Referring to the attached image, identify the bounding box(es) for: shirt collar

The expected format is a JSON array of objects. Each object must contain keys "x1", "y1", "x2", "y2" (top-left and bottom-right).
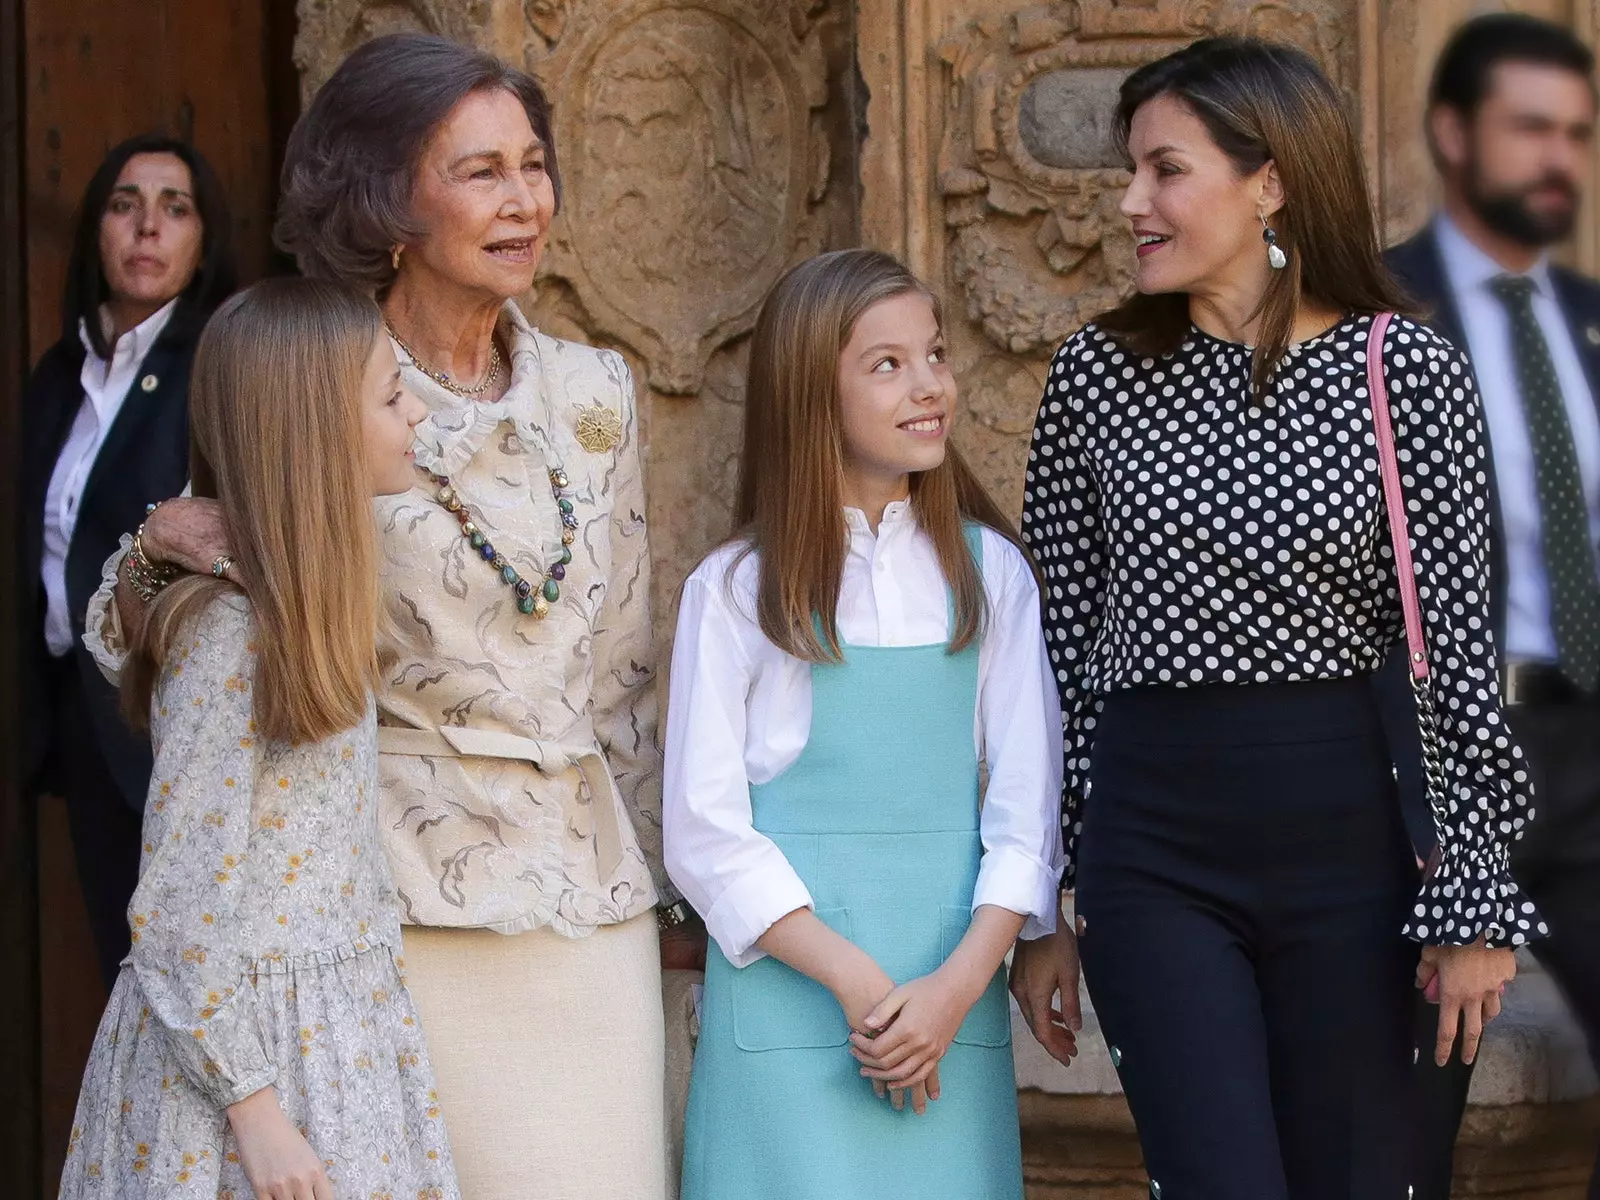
[
  {"x1": 843, "y1": 498, "x2": 913, "y2": 534},
  {"x1": 78, "y1": 296, "x2": 181, "y2": 366},
  {"x1": 1435, "y1": 211, "x2": 1555, "y2": 298}
]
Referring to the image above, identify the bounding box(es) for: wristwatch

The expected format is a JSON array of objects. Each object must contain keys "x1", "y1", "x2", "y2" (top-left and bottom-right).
[{"x1": 656, "y1": 899, "x2": 694, "y2": 931}]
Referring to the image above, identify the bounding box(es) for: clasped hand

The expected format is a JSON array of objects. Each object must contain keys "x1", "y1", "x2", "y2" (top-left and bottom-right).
[{"x1": 843, "y1": 965, "x2": 983, "y2": 1117}]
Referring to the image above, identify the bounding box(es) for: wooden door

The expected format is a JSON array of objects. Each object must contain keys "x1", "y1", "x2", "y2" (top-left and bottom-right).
[{"x1": 15, "y1": 2, "x2": 294, "y2": 1192}]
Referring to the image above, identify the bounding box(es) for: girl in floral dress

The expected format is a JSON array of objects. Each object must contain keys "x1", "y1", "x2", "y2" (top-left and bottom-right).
[{"x1": 58, "y1": 278, "x2": 456, "y2": 1200}]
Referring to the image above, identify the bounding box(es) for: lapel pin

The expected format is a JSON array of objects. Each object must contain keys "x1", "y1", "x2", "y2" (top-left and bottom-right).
[{"x1": 140, "y1": 374, "x2": 159, "y2": 392}]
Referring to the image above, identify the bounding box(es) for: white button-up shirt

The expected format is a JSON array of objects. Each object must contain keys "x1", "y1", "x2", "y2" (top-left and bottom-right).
[
  {"x1": 40, "y1": 300, "x2": 177, "y2": 656},
  {"x1": 1434, "y1": 214, "x2": 1600, "y2": 661},
  {"x1": 663, "y1": 503, "x2": 1065, "y2": 967}
]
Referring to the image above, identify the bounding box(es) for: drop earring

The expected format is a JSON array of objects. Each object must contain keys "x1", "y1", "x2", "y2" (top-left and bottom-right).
[
  {"x1": 392, "y1": 245, "x2": 403, "y2": 272},
  {"x1": 1261, "y1": 215, "x2": 1287, "y2": 270}
]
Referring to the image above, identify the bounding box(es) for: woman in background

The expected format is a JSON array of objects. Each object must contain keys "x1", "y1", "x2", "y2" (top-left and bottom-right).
[{"x1": 20, "y1": 133, "x2": 234, "y2": 987}]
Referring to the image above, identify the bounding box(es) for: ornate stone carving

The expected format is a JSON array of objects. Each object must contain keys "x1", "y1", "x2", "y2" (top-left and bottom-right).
[
  {"x1": 937, "y1": 0, "x2": 1347, "y2": 357},
  {"x1": 532, "y1": 0, "x2": 834, "y2": 394},
  {"x1": 295, "y1": 0, "x2": 498, "y2": 96}
]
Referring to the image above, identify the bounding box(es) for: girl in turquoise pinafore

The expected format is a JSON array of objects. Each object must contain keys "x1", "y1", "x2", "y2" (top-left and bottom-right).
[{"x1": 663, "y1": 250, "x2": 1067, "y2": 1199}]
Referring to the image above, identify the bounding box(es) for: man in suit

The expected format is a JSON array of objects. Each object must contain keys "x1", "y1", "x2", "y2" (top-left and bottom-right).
[{"x1": 1384, "y1": 14, "x2": 1600, "y2": 1199}]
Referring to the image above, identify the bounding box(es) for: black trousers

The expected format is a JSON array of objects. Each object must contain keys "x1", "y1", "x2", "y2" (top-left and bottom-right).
[
  {"x1": 1077, "y1": 678, "x2": 1421, "y2": 1200},
  {"x1": 1413, "y1": 701, "x2": 1600, "y2": 1200},
  {"x1": 46, "y1": 655, "x2": 144, "y2": 990}
]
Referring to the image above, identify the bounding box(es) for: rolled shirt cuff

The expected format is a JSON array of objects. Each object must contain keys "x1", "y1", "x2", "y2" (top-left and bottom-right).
[
  {"x1": 703, "y1": 865, "x2": 815, "y2": 969},
  {"x1": 974, "y1": 846, "x2": 1060, "y2": 940}
]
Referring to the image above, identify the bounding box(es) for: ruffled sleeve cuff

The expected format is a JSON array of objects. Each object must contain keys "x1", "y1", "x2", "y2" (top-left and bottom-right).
[
  {"x1": 83, "y1": 535, "x2": 133, "y2": 684},
  {"x1": 974, "y1": 846, "x2": 1060, "y2": 940},
  {"x1": 702, "y1": 864, "x2": 815, "y2": 970},
  {"x1": 1403, "y1": 843, "x2": 1547, "y2": 948}
]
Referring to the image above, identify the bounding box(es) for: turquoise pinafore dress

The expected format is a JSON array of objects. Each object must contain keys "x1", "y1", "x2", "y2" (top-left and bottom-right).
[{"x1": 681, "y1": 528, "x2": 1024, "y2": 1200}]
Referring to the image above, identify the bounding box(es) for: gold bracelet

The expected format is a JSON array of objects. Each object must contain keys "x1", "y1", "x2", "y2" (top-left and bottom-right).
[{"x1": 127, "y1": 523, "x2": 180, "y2": 603}]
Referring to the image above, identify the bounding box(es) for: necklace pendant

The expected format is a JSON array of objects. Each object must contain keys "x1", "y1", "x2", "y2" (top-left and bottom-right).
[{"x1": 574, "y1": 402, "x2": 622, "y2": 454}]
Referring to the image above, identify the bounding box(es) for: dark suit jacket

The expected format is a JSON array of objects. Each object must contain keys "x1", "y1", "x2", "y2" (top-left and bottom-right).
[
  {"x1": 20, "y1": 305, "x2": 204, "y2": 810},
  {"x1": 1379, "y1": 221, "x2": 1600, "y2": 853}
]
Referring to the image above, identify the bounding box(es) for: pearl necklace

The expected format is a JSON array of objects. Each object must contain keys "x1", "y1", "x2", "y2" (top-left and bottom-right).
[{"x1": 428, "y1": 467, "x2": 577, "y2": 617}]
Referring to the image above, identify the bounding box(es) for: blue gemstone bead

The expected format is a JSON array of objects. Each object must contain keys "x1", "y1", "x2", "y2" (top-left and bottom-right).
[
  {"x1": 542, "y1": 578, "x2": 560, "y2": 602},
  {"x1": 479, "y1": 542, "x2": 496, "y2": 561},
  {"x1": 517, "y1": 595, "x2": 536, "y2": 615},
  {"x1": 551, "y1": 564, "x2": 566, "y2": 581},
  {"x1": 562, "y1": 513, "x2": 579, "y2": 529}
]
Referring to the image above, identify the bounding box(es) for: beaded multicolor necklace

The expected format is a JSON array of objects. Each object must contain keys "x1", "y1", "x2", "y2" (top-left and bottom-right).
[{"x1": 428, "y1": 467, "x2": 578, "y2": 617}]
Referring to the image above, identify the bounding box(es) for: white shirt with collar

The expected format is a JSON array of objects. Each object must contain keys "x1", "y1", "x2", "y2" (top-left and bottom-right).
[
  {"x1": 40, "y1": 299, "x2": 178, "y2": 656},
  {"x1": 1434, "y1": 213, "x2": 1600, "y2": 662},
  {"x1": 662, "y1": 502, "x2": 1066, "y2": 967}
]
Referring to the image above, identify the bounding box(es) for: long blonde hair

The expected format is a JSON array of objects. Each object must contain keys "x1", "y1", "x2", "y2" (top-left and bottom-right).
[
  {"x1": 734, "y1": 249, "x2": 1029, "y2": 663},
  {"x1": 123, "y1": 278, "x2": 384, "y2": 743}
]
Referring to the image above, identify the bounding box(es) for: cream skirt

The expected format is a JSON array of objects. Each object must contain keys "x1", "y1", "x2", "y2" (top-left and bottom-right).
[{"x1": 402, "y1": 914, "x2": 668, "y2": 1200}]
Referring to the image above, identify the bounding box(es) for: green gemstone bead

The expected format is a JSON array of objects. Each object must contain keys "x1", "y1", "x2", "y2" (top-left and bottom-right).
[
  {"x1": 542, "y1": 578, "x2": 560, "y2": 603},
  {"x1": 517, "y1": 595, "x2": 536, "y2": 615},
  {"x1": 470, "y1": 531, "x2": 486, "y2": 549},
  {"x1": 557, "y1": 498, "x2": 574, "y2": 515},
  {"x1": 501, "y1": 565, "x2": 518, "y2": 584},
  {"x1": 559, "y1": 546, "x2": 572, "y2": 566}
]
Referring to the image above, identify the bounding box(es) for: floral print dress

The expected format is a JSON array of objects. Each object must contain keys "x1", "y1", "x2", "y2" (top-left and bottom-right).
[{"x1": 58, "y1": 595, "x2": 459, "y2": 1200}]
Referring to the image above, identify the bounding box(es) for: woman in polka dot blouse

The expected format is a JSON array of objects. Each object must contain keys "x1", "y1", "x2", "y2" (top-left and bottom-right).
[{"x1": 1016, "y1": 37, "x2": 1543, "y2": 1200}]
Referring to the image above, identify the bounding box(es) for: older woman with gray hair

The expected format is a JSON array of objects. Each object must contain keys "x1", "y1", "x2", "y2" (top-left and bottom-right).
[{"x1": 88, "y1": 32, "x2": 698, "y2": 1199}]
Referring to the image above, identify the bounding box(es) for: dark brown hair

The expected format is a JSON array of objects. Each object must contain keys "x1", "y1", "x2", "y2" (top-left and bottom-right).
[
  {"x1": 275, "y1": 33, "x2": 560, "y2": 291},
  {"x1": 734, "y1": 249, "x2": 1028, "y2": 663},
  {"x1": 64, "y1": 133, "x2": 236, "y2": 358},
  {"x1": 1097, "y1": 37, "x2": 1412, "y2": 400},
  {"x1": 1430, "y1": 13, "x2": 1596, "y2": 117}
]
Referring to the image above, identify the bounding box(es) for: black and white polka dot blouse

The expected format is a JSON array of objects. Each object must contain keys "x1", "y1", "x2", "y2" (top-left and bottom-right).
[{"x1": 1021, "y1": 313, "x2": 1545, "y2": 948}]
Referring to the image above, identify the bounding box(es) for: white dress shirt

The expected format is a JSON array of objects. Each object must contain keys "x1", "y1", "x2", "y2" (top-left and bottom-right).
[
  {"x1": 663, "y1": 503, "x2": 1065, "y2": 967},
  {"x1": 40, "y1": 300, "x2": 178, "y2": 656},
  {"x1": 1434, "y1": 215, "x2": 1600, "y2": 661}
]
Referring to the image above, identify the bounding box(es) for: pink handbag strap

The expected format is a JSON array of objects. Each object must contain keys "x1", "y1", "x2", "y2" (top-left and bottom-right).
[{"x1": 1365, "y1": 312, "x2": 1430, "y2": 683}]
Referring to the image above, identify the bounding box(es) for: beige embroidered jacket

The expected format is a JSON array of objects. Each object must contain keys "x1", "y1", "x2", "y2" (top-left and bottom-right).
[{"x1": 88, "y1": 301, "x2": 670, "y2": 936}]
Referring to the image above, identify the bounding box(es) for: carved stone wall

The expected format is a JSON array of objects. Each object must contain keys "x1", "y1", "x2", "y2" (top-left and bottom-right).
[
  {"x1": 294, "y1": 0, "x2": 858, "y2": 640},
  {"x1": 859, "y1": 0, "x2": 1600, "y2": 519},
  {"x1": 860, "y1": 0, "x2": 1361, "y2": 516}
]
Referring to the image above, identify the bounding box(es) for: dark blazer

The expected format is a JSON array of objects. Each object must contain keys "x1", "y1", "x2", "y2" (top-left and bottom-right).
[
  {"x1": 20, "y1": 304, "x2": 204, "y2": 810},
  {"x1": 1379, "y1": 222, "x2": 1600, "y2": 852}
]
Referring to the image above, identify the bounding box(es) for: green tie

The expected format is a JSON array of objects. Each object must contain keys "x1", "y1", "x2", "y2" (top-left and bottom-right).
[{"x1": 1488, "y1": 273, "x2": 1600, "y2": 693}]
